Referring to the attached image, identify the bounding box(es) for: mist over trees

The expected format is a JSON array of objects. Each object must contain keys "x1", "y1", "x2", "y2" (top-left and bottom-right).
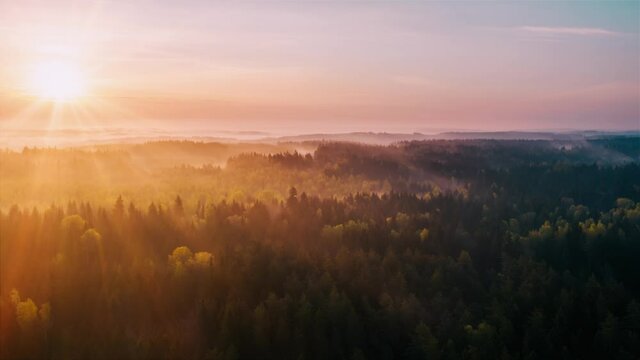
[{"x1": 1, "y1": 137, "x2": 639, "y2": 359}]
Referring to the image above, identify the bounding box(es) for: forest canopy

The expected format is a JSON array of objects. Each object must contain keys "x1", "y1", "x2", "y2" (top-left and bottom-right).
[{"x1": 1, "y1": 136, "x2": 639, "y2": 359}]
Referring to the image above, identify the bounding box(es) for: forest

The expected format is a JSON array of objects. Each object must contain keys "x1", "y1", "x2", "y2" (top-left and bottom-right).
[{"x1": 1, "y1": 136, "x2": 639, "y2": 359}]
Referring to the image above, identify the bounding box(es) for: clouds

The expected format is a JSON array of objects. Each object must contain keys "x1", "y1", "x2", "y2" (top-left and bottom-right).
[
  {"x1": 1, "y1": 1, "x2": 638, "y2": 131},
  {"x1": 518, "y1": 26, "x2": 620, "y2": 36}
]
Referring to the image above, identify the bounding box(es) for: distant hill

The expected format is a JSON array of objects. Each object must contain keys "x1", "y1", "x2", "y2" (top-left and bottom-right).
[
  {"x1": 268, "y1": 130, "x2": 640, "y2": 145},
  {"x1": 1, "y1": 127, "x2": 637, "y2": 148}
]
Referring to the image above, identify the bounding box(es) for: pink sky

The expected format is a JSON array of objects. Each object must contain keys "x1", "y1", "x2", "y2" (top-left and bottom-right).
[{"x1": 0, "y1": 1, "x2": 638, "y2": 133}]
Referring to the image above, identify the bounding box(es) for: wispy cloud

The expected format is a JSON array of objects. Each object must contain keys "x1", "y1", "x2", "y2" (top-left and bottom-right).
[{"x1": 518, "y1": 26, "x2": 619, "y2": 36}]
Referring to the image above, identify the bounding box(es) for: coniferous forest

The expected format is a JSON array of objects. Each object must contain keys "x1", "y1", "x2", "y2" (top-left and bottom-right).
[{"x1": 1, "y1": 137, "x2": 639, "y2": 359}]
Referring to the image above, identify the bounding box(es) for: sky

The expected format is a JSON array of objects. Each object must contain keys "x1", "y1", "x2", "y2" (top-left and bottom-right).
[{"x1": 0, "y1": 0, "x2": 638, "y2": 134}]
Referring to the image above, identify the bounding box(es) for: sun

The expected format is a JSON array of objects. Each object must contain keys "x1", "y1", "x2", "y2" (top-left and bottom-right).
[{"x1": 28, "y1": 60, "x2": 86, "y2": 102}]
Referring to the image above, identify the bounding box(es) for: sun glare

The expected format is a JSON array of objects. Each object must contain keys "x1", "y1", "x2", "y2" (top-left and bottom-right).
[{"x1": 28, "y1": 60, "x2": 86, "y2": 102}]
